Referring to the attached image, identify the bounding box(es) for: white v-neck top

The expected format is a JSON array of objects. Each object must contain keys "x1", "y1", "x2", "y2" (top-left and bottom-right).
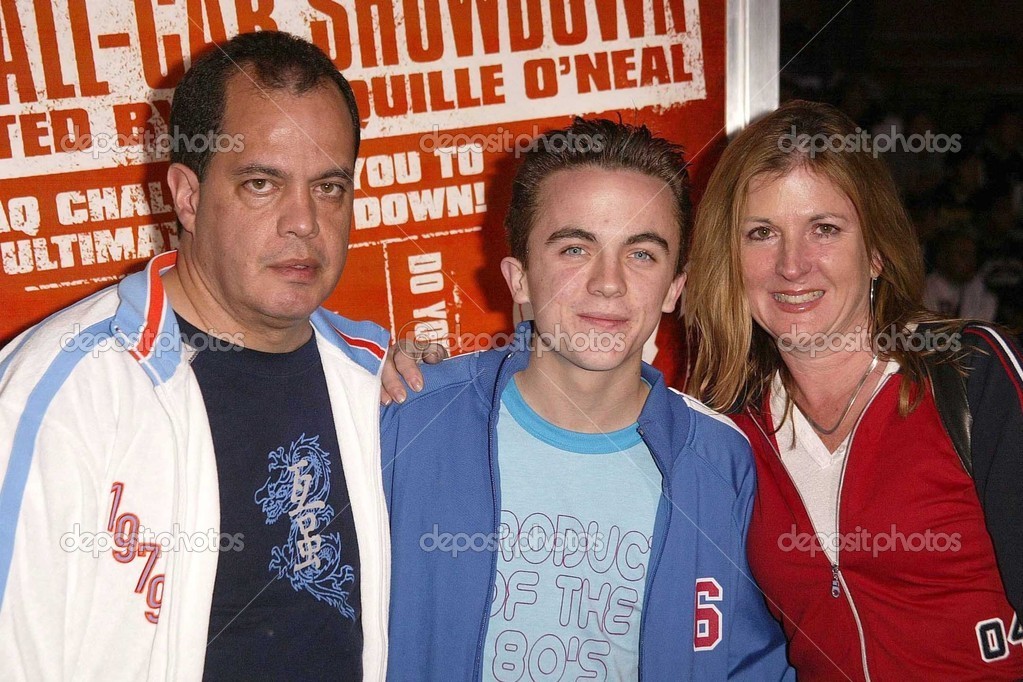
[{"x1": 769, "y1": 361, "x2": 899, "y2": 563}]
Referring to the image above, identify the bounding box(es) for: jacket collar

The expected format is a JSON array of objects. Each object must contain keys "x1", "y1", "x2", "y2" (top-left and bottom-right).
[
  {"x1": 111, "y1": 250, "x2": 181, "y2": 385},
  {"x1": 310, "y1": 308, "x2": 389, "y2": 376},
  {"x1": 478, "y1": 321, "x2": 684, "y2": 472},
  {"x1": 480, "y1": 321, "x2": 533, "y2": 406},
  {"x1": 637, "y1": 362, "x2": 688, "y2": 467},
  {"x1": 110, "y1": 250, "x2": 389, "y2": 386}
]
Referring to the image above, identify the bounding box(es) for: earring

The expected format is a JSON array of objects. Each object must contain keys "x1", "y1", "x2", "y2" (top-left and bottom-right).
[
  {"x1": 868, "y1": 277, "x2": 878, "y2": 351},
  {"x1": 871, "y1": 274, "x2": 879, "y2": 325}
]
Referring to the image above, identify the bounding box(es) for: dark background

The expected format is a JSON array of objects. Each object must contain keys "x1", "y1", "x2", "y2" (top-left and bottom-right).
[
  {"x1": 780, "y1": 1, "x2": 1023, "y2": 329},
  {"x1": 781, "y1": 1, "x2": 1022, "y2": 125}
]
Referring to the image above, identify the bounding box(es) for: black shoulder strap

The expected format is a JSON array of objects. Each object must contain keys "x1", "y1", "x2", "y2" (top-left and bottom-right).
[{"x1": 918, "y1": 322, "x2": 973, "y2": 475}]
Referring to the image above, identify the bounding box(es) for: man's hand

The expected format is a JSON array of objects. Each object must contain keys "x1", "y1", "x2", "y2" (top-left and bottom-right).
[{"x1": 380, "y1": 339, "x2": 447, "y2": 404}]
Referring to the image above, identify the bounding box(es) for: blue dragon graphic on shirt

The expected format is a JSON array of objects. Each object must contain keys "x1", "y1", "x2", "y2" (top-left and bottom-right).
[{"x1": 254, "y1": 433, "x2": 357, "y2": 620}]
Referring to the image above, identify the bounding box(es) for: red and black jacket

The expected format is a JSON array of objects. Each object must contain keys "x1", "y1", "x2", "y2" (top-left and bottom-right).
[{"x1": 731, "y1": 325, "x2": 1023, "y2": 680}]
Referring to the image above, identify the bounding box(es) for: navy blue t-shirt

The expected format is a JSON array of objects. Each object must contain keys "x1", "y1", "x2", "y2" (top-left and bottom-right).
[{"x1": 178, "y1": 315, "x2": 363, "y2": 679}]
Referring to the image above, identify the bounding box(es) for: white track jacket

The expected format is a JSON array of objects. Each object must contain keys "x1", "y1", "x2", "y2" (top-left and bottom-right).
[{"x1": 0, "y1": 251, "x2": 390, "y2": 680}]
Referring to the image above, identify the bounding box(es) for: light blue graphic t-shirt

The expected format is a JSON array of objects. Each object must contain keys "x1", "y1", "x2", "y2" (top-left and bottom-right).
[{"x1": 482, "y1": 379, "x2": 663, "y2": 681}]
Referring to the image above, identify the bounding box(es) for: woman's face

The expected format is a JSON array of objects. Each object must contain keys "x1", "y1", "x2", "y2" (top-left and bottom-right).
[{"x1": 739, "y1": 166, "x2": 881, "y2": 353}]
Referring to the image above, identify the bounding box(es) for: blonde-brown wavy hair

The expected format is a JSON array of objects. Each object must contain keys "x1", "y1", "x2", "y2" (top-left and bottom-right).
[{"x1": 686, "y1": 99, "x2": 953, "y2": 415}]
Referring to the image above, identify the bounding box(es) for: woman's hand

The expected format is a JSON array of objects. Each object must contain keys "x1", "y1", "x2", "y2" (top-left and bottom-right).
[{"x1": 380, "y1": 338, "x2": 447, "y2": 404}]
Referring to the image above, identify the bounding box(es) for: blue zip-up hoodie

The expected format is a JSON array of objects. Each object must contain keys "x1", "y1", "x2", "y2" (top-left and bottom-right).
[{"x1": 382, "y1": 324, "x2": 793, "y2": 681}]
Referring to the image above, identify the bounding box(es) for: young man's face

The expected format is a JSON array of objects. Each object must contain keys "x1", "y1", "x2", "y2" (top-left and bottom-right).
[
  {"x1": 502, "y1": 167, "x2": 685, "y2": 376},
  {"x1": 170, "y1": 73, "x2": 357, "y2": 340}
]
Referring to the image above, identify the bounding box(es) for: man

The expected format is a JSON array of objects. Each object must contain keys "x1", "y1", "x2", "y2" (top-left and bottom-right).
[
  {"x1": 0, "y1": 32, "x2": 389, "y2": 679},
  {"x1": 381, "y1": 119, "x2": 793, "y2": 680}
]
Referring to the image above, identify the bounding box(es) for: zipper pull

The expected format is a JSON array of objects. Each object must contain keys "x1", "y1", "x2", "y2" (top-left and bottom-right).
[{"x1": 830, "y1": 564, "x2": 841, "y2": 598}]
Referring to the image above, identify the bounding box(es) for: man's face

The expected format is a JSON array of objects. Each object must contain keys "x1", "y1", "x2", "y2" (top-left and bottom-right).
[
  {"x1": 502, "y1": 167, "x2": 685, "y2": 377},
  {"x1": 173, "y1": 74, "x2": 356, "y2": 339}
]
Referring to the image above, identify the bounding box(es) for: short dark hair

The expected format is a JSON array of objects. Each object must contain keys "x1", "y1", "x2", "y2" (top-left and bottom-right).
[
  {"x1": 170, "y1": 30, "x2": 360, "y2": 180},
  {"x1": 505, "y1": 118, "x2": 691, "y2": 274}
]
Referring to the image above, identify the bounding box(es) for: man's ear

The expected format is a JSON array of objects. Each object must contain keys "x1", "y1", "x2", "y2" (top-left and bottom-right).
[
  {"x1": 870, "y1": 250, "x2": 883, "y2": 279},
  {"x1": 661, "y1": 271, "x2": 687, "y2": 314},
  {"x1": 501, "y1": 256, "x2": 530, "y2": 305},
  {"x1": 167, "y1": 163, "x2": 201, "y2": 235}
]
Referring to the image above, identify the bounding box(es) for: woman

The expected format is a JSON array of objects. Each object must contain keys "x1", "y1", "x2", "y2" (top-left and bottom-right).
[{"x1": 686, "y1": 100, "x2": 1023, "y2": 679}]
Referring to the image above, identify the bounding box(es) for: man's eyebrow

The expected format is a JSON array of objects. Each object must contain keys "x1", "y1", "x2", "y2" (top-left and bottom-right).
[
  {"x1": 231, "y1": 163, "x2": 286, "y2": 179},
  {"x1": 230, "y1": 164, "x2": 355, "y2": 183},
  {"x1": 624, "y1": 231, "x2": 671, "y2": 251},
  {"x1": 313, "y1": 166, "x2": 355, "y2": 183},
  {"x1": 545, "y1": 227, "x2": 597, "y2": 244}
]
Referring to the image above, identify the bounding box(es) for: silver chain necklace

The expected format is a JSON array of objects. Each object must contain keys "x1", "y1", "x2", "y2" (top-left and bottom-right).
[{"x1": 798, "y1": 355, "x2": 879, "y2": 436}]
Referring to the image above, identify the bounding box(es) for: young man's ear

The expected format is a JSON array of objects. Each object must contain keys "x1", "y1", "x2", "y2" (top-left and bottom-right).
[
  {"x1": 501, "y1": 256, "x2": 531, "y2": 305},
  {"x1": 167, "y1": 163, "x2": 201, "y2": 235},
  {"x1": 661, "y1": 272, "x2": 686, "y2": 314}
]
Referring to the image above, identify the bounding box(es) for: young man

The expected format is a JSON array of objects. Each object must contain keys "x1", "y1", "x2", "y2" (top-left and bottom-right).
[
  {"x1": 381, "y1": 119, "x2": 793, "y2": 680},
  {"x1": 0, "y1": 32, "x2": 389, "y2": 679}
]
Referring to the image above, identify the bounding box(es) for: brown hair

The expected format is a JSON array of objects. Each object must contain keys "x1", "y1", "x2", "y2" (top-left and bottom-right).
[
  {"x1": 171, "y1": 30, "x2": 361, "y2": 181},
  {"x1": 686, "y1": 100, "x2": 957, "y2": 414},
  {"x1": 506, "y1": 117, "x2": 691, "y2": 274}
]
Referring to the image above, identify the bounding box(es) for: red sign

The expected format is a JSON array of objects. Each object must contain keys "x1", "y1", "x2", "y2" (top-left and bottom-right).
[{"x1": 1, "y1": 0, "x2": 726, "y2": 379}]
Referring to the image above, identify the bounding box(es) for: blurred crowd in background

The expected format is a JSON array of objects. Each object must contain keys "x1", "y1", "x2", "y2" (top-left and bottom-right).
[
  {"x1": 832, "y1": 91, "x2": 1021, "y2": 329},
  {"x1": 779, "y1": 2, "x2": 1023, "y2": 331}
]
